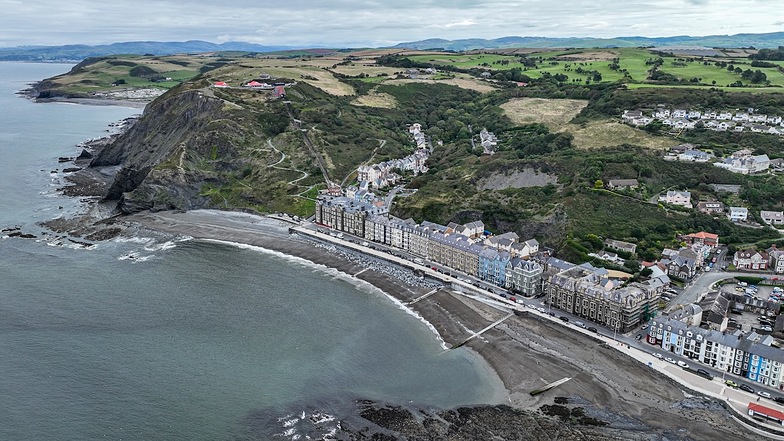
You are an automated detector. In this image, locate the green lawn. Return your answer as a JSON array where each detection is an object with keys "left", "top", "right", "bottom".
[
  {"left": 626, "top": 83, "right": 784, "bottom": 93},
  {"left": 404, "top": 48, "right": 784, "bottom": 92}
]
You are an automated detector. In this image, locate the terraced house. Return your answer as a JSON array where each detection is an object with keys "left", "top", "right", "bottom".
[
  {"left": 545, "top": 264, "right": 662, "bottom": 332},
  {"left": 505, "top": 258, "right": 543, "bottom": 296},
  {"left": 649, "top": 316, "right": 784, "bottom": 389}
]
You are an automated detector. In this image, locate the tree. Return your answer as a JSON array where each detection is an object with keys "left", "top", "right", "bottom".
[{"left": 594, "top": 179, "right": 604, "bottom": 189}]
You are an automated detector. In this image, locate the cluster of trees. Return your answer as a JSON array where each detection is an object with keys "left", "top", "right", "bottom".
[
  {"left": 502, "top": 124, "right": 573, "bottom": 156},
  {"left": 750, "top": 46, "right": 784, "bottom": 61}
]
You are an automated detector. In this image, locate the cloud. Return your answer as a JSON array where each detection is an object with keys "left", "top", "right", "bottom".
[
  {"left": 0, "top": 0, "right": 781, "bottom": 48},
  {"left": 429, "top": 20, "right": 477, "bottom": 29}
]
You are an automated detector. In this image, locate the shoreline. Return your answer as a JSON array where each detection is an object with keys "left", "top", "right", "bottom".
[
  {"left": 120, "top": 209, "right": 760, "bottom": 439},
  {"left": 33, "top": 96, "right": 149, "bottom": 109},
  {"left": 124, "top": 210, "right": 510, "bottom": 403}
]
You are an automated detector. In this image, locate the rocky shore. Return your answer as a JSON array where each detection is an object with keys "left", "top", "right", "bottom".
[{"left": 121, "top": 210, "right": 755, "bottom": 440}]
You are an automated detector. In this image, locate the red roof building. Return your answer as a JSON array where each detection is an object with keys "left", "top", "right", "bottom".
[
  {"left": 214, "top": 81, "right": 229, "bottom": 88},
  {"left": 246, "top": 81, "right": 263, "bottom": 87},
  {"left": 748, "top": 402, "right": 784, "bottom": 426},
  {"left": 682, "top": 231, "right": 719, "bottom": 248}
]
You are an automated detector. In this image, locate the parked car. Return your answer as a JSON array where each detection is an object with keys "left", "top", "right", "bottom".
[
  {"left": 774, "top": 396, "right": 784, "bottom": 404},
  {"left": 652, "top": 352, "right": 663, "bottom": 359},
  {"left": 725, "top": 380, "right": 739, "bottom": 388},
  {"left": 587, "top": 326, "right": 598, "bottom": 333},
  {"left": 509, "top": 296, "right": 517, "bottom": 303},
  {"left": 641, "top": 324, "right": 648, "bottom": 330},
  {"left": 574, "top": 321, "right": 586, "bottom": 328},
  {"left": 665, "top": 357, "right": 676, "bottom": 364},
  {"left": 559, "top": 316, "right": 569, "bottom": 322},
  {"left": 739, "top": 384, "right": 755, "bottom": 393},
  {"left": 758, "top": 391, "right": 772, "bottom": 399},
  {"left": 677, "top": 360, "right": 689, "bottom": 368},
  {"left": 697, "top": 368, "right": 713, "bottom": 380},
  {"left": 635, "top": 334, "right": 642, "bottom": 340}
]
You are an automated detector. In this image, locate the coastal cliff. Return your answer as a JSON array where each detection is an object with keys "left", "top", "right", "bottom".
[
  {"left": 93, "top": 87, "right": 225, "bottom": 212},
  {"left": 79, "top": 80, "right": 298, "bottom": 214}
]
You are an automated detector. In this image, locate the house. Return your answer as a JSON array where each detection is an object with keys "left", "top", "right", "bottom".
[
  {"left": 729, "top": 206, "right": 749, "bottom": 222},
  {"left": 622, "top": 110, "right": 643, "bottom": 120},
  {"left": 733, "top": 249, "right": 769, "bottom": 271},
  {"left": 678, "top": 149, "right": 711, "bottom": 162},
  {"left": 505, "top": 258, "right": 543, "bottom": 296},
  {"left": 672, "top": 109, "right": 687, "bottom": 118},
  {"left": 669, "top": 143, "right": 693, "bottom": 155},
  {"left": 589, "top": 250, "right": 624, "bottom": 264},
  {"left": 607, "top": 179, "right": 640, "bottom": 190},
  {"left": 661, "top": 190, "right": 692, "bottom": 208},
  {"left": 213, "top": 81, "right": 229, "bottom": 88},
  {"left": 682, "top": 231, "right": 719, "bottom": 248},
  {"left": 654, "top": 109, "right": 671, "bottom": 118},
  {"left": 766, "top": 246, "right": 784, "bottom": 274},
  {"left": 714, "top": 153, "right": 770, "bottom": 174},
  {"left": 604, "top": 239, "right": 637, "bottom": 254},
  {"left": 666, "top": 255, "right": 698, "bottom": 280},
  {"left": 697, "top": 201, "right": 725, "bottom": 215},
  {"left": 479, "top": 128, "right": 498, "bottom": 155},
  {"left": 761, "top": 210, "right": 784, "bottom": 226}
]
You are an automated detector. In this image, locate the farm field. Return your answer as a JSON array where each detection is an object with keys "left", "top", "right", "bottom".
[
  {"left": 405, "top": 47, "right": 784, "bottom": 91},
  {"left": 501, "top": 97, "right": 588, "bottom": 129},
  {"left": 500, "top": 97, "right": 678, "bottom": 150}
]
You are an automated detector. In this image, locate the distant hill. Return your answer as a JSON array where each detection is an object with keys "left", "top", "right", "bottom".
[
  {"left": 392, "top": 32, "right": 784, "bottom": 51},
  {"left": 0, "top": 40, "right": 305, "bottom": 62}
]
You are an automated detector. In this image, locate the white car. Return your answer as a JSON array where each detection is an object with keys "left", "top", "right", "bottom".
[
  {"left": 758, "top": 391, "right": 772, "bottom": 399},
  {"left": 652, "top": 352, "right": 663, "bottom": 359},
  {"left": 677, "top": 360, "right": 689, "bottom": 368},
  {"left": 665, "top": 357, "right": 676, "bottom": 364}
]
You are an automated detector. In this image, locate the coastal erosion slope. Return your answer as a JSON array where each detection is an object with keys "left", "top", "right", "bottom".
[{"left": 125, "top": 209, "right": 754, "bottom": 440}]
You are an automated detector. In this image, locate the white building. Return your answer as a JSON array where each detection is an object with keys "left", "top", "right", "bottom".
[
  {"left": 661, "top": 190, "right": 692, "bottom": 208},
  {"left": 761, "top": 211, "right": 784, "bottom": 226},
  {"left": 729, "top": 206, "right": 749, "bottom": 223}
]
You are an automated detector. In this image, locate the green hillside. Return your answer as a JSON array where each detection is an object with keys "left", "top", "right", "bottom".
[{"left": 40, "top": 50, "right": 784, "bottom": 264}]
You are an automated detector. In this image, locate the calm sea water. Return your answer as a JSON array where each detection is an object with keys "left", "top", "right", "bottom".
[{"left": 0, "top": 62, "right": 503, "bottom": 440}]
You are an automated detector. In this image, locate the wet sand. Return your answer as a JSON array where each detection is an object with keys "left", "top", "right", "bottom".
[{"left": 124, "top": 209, "right": 757, "bottom": 440}]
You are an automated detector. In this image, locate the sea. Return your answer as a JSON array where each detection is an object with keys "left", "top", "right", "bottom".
[{"left": 0, "top": 62, "right": 504, "bottom": 440}]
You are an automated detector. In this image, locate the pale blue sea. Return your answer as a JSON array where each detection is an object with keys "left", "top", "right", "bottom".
[{"left": 0, "top": 62, "right": 503, "bottom": 440}]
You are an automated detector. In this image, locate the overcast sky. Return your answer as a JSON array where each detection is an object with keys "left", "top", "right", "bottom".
[{"left": 1, "top": 0, "right": 782, "bottom": 48}]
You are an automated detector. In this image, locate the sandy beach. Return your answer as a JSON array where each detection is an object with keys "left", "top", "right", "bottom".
[
  {"left": 123, "top": 209, "right": 758, "bottom": 439},
  {"left": 33, "top": 96, "right": 148, "bottom": 109}
]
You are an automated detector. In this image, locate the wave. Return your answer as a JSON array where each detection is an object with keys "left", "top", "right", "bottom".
[
  {"left": 274, "top": 409, "right": 338, "bottom": 440},
  {"left": 201, "top": 239, "right": 449, "bottom": 351}
]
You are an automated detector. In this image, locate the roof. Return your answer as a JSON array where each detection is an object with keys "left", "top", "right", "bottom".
[
  {"left": 608, "top": 179, "right": 639, "bottom": 186},
  {"left": 749, "top": 403, "right": 784, "bottom": 421},
  {"left": 686, "top": 231, "right": 719, "bottom": 240}
]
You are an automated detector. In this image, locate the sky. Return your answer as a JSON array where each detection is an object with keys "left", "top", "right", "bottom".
[{"left": 1, "top": 0, "right": 783, "bottom": 48}]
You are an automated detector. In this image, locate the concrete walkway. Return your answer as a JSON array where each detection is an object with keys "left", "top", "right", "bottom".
[{"left": 291, "top": 223, "right": 784, "bottom": 437}]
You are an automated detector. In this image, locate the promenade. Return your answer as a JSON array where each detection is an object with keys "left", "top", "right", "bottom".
[
  {"left": 292, "top": 222, "right": 784, "bottom": 438},
  {"left": 129, "top": 210, "right": 782, "bottom": 439}
]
